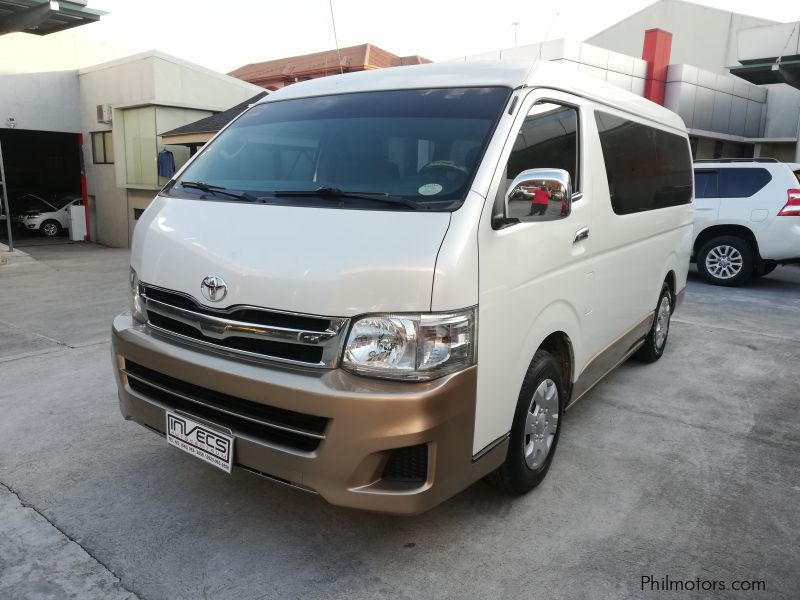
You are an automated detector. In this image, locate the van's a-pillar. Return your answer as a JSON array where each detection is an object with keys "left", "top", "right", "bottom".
[{"left": 642, "top": 28, "right": 672, "bottom": 106}]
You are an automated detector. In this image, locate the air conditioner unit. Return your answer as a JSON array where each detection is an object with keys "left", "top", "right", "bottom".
[{"left": 96, "top": 104, "right": 112, "bottom": 124}]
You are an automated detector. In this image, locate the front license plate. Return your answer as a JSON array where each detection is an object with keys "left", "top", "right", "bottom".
[{"left": 166, "top": 412, "right": 234, "bottom": 473}]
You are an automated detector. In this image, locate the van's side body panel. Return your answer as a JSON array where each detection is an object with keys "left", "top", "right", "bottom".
[
  {"left": 584, "top": 105, "right": 693, "bottom": 353},
  {"left": 473, "top": 93, "right": 692, "bottom": 455},
  {"left": 473, "top": 89, "right": 595, "bottom": 455}
]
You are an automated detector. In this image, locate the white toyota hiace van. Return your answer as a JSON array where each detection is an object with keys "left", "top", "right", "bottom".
[{"left": 112, "top": 61, "right": 693, "bottom": 514}]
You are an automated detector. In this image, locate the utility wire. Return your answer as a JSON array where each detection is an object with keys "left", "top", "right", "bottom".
[
  {"left": 328, "top": 0, "right": 344, "bottom": 74},
  {"left": 776, "top": 14, "right": 800, "bottom": 65}
]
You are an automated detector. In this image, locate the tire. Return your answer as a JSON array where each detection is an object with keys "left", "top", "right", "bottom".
[
  {"left": 40, "top": 220, "right": 62, "bottom": 237},
  {"left": 752, "top": 260, "right": 777, "bottom": 278},
  {"left": 696, "top": 236, "right": 754, "bottom": 286},
  {"left": 634, "top": 282, "right": 672, "bottom": 363},
  {"left": 485, "top": 349, "right": 565, "bottom": 494}
]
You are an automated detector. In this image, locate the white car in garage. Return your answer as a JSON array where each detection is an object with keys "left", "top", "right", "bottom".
[{"left": 13, "top": 193, "right": 82, "bottom": 237}]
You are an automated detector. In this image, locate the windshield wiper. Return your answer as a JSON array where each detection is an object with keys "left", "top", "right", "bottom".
[
  {"left": 272, "top": 187, "right": 427, "bottom": 210},
  {"left": 179, "top": 181, "right": 265, "bottom": 203}
]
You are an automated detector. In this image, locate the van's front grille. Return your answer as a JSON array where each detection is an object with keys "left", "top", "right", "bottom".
[
  {"left": 140, "top": 284, "right": 348, "bottom": 367},
  {"left": 123, "top": 360, "right": 329, "bottom": 453}
]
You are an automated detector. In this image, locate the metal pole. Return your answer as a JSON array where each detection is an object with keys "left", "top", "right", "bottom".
[
  {"left": 0, "top": 140, "right": 14, "bottom": 252},
  {"left": 795, "top": 108, "right": 800, "bottom": 164}
]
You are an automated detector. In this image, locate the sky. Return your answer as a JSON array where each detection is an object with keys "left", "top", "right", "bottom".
[{"left": 71, "top": 0, "right": 800, "bottom": 73}]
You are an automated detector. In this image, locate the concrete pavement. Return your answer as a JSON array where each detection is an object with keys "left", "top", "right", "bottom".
[{"left": 1, "top": 244, "right": 798, "bottom": 599}]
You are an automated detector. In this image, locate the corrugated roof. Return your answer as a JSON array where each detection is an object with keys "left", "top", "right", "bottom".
[
  {"left": 228, "top": 44, "right": 429, "bottom": 86},
  {"left": 160, "top": 92, "right": 268, "bottom": 137}
]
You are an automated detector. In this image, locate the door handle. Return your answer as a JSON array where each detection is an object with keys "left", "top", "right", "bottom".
[{"left": 574, "top": 227, "right": 589, "bottom": 243}]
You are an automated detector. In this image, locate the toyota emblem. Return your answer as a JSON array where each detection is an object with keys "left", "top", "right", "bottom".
[{"left": 200, "top": 275, "right": 227, "bottom": 303}]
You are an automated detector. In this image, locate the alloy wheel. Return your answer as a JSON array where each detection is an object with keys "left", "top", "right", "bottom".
[
  {"left": 655, "top": 295, "right": 671, "bottom": 349},
  {"left": 524, "top": 379, "right": 559, "bottom": 470},
  {"left": 705, "top": 245, "right": 743, "bottom": 279}
]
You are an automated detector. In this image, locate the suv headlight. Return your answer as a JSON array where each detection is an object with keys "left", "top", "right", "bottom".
[
  {"left": 129, "top": 268, "right": 147, "bottom": 324},
  {"left": 342, "top": 308, "right": 476, "bottom": 381}
]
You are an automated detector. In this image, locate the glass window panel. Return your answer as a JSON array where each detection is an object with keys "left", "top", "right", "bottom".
[
  {"left": 718, "top": 168, "right": 772, "bottom": 198},
  {"left": 103, "top": 131, "right": 114, "bottom": 163},
  {"left": 694, "top": 170, "right": 718, "bottom": 198},
  {"left": 92, "top": 132, "right": 105, "bottom": 164},
  {"left": 594, "top": 111, "right": 693, "bottom": 214}
]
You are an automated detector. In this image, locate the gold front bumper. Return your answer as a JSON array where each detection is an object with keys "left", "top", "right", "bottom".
[{"left": 111, "top": 315, "right": 506, "bottom": 514}]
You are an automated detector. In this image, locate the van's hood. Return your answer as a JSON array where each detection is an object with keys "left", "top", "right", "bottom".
[{"left": 132, "top": 196, "right": 451, "bottom": 317}]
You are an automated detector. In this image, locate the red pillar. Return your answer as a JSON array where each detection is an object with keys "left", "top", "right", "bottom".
[
  {"left": 642, "top": 28, "right": 672, "bottom": 105},
  {"left": 78, "top": 133, "right": 90, "bottom": 241}
]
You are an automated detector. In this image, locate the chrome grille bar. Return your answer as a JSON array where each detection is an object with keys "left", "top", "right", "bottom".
[
  {"left": 140, "top": 285, "right": 348, "bottom": 367},
  {"left": 144, "top": 297, "right": 342, "bottom": 345}
]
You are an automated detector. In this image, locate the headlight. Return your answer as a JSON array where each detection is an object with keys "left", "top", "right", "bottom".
[
  {"left": 129, "top": 268, "right": 147, "bottom": 323},
  {"left": 342, "top": 308, "right": 476, "bottom": 381}
]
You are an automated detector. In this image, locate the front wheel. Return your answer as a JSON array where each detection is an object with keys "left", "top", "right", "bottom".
[
  {"left": 635, "top": 282, "right": 672, "bottom": 363},
  {"left": 485, "top": 349, "right": 564, "bottom": 494},
  {"left": 40, "top": 220, "right": 62, "bottom": 237}
]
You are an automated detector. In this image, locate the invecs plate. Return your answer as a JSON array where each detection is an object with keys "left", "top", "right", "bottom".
[{"left": 166, "top": 411, "right": 234, "bottom": 473}]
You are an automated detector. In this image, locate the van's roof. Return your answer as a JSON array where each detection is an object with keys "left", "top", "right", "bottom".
[{"left": 257, "top": 60, "right": 686, "bottom": 132}]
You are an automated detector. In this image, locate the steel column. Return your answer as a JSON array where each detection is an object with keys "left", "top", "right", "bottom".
[{"left": 0, "top": 140, "right": 13, "bottom": 252}]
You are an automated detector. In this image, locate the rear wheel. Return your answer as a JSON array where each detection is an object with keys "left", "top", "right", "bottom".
[
  {"left": 697, "top": 236, "right": 754, "bottom": 286},
  {"left": 635, "top": 282, "right": 672, "bottom": 363},
  {"left": 485, "top": 350, "right": 564, "bottom": 494},
  {"left": 40, "top": 220, "right": 62, "bottom": 237}
]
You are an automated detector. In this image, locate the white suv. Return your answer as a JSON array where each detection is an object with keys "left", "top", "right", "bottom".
[
  {"left": 12, "top": 193, "right": 82, "bottom": 237},
  {"left": 692, "top": 159, "right": 800, "bottom": 286}
]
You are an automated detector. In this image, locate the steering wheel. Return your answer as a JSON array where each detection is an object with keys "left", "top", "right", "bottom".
[{"left": 419, "top": 160, "right": 469, "bottom": 179}]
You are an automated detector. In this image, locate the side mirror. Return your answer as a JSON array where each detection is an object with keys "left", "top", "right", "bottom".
[{"left": 504, "top": 168, "right": 572, "bottom": 223}]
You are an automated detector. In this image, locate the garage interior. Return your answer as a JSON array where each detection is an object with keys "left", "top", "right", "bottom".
[{"left": 0, "top": 128, "right": 82, "bottom": 247}]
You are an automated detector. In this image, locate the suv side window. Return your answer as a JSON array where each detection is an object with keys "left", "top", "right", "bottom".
[
  {"left": 594, "top": 111, "right": 693, "bottom": 214},
  {"left": 717, "top": 168, "right": 772, "bottom": 198},
  {"left": 694, "top": 170, "right": 718, "bottom": 198}
]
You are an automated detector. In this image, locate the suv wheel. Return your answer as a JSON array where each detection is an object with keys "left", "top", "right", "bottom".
[
  {"left": 40, "top": 220, "right": 62, "bottom": 237},
  {"left": 697, "top": 236, "right": 754, "bottom": 286}
]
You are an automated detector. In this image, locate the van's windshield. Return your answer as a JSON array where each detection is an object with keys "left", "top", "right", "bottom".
[{"left": 168, "top": 87, "right": 511, "bottom": 211}]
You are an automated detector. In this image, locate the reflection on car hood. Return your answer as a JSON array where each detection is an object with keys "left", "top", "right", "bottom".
[{"left": 132, "top": 195, "right": 452, "bottom": 316}]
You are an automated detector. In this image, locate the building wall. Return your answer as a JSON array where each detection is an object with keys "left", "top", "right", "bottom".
[
  {"left": 756, "top": 143, "right": 797, "bottom": 162},
  {"left": 0, "top": 71, "right": 80, "bottom": 133},
  {"left": 127, "top": 188, "right": 157, "bottom": 243},
  {"left": 78, "top": 52, "right": 261, "bottom": 247},
  {"left": 586, "top": 0, "right": 775, "bottom": 76},
  {"left": 762, "top": 84, "right": 800, "bottom": 139},
  {"left": 455, "top": 39, "right": 649, "bottom": 96},
  {"left": 664, "top": 64, "right": 767, "bottom": 137},
  {"left": 79, "top": 57, "right": 157, "bottom": 247},
  {"left": 0, "top": 31, "right": 131, "bottom": 75}
]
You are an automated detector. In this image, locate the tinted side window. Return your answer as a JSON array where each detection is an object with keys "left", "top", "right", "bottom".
[
  {"left": 594, "top": 111, "right": 693, "bottom": 215},
  {"left": 694, "top": 170, "right": 718, "bottom": 198},
  {"left": 717, "top": 168, "right": 772, "bottom": 198},
  {"left": 506, "top": 102, "right": 579, "bottom": 192}
]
